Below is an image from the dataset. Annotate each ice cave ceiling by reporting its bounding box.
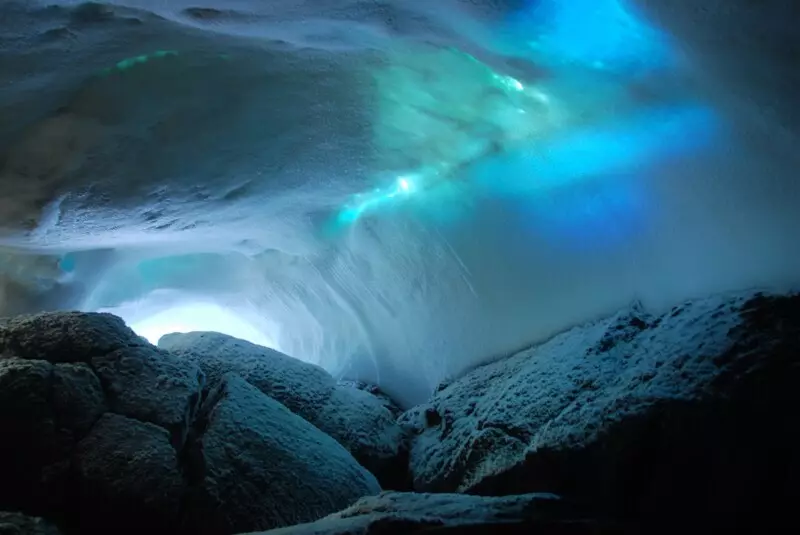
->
[1,0,799,406]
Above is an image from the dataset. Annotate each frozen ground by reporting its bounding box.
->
[1,0,799,406]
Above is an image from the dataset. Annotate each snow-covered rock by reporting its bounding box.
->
[399,290,800,532]
[73,412,186,532]
[0,511,63,535]
[0,312,380,534]
[0,311,204,448]
[241,491,599,535]
[190,373,380,533]
[159,332,407,487]
[0,311,150,363]
[338,379,404,419]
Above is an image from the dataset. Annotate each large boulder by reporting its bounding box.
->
[338,380,404,419]
[185,373,380,534]
[159,332,407,488]
[72,412,186,533]
[0,310,149,364]
[0,312,379,534]
[399,291,800,532]
[243,491,603,535]
[0,312,201,531]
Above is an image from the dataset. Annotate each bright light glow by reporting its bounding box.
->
[471,104,720,195]
[493,73,525,91]
[327,0,703,237]
[528,88,550,104]
[511,0,672,71]
[130,302,275,347]
[332,174,420,226]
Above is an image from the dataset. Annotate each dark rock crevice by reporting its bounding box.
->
[174,377,223,534]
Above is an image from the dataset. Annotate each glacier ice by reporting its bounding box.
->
[1,0,799,407]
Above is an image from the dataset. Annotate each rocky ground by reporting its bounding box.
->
[1,288,798,534]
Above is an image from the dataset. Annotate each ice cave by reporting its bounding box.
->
[0,1,798,534]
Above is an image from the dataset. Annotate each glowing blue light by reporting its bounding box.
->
[469,103,721,249]
[507,0,672,72]
[492,73,525,92]
[59,253,76,273]
[471,104,720,196]
[512,178,649,251]
[324,0,716,243]
[333,175,417,226]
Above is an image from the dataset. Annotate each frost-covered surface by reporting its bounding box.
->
[195,373,381,533]
[160,332,406,486]
[400,290,800,527]
[242,491,592,535]
[0,311,204,449]
[0,311,148,363]
[338,379,404,418]
[0,311,380,534]
[159,332,333,412]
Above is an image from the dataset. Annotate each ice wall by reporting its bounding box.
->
[1,1,799,407]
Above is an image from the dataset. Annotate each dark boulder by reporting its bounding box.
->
[185,373,380,534]
[72,413,186,533]
[0,312,379,534]
[159,332,406,488]
[399,291,800,532]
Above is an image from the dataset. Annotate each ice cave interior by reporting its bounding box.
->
[1,0,799,407]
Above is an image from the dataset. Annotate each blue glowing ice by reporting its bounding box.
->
[59,253,76,273]
[328,0,719,249]
[336,175,417,225]
[471,104,720,195]
[505,178,647,251]
[507,0,674,72]
[472,103,719,249]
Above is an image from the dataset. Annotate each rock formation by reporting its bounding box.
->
[159,332,407,488]
[0,312,379,535]
[399,290,800,532]
[1,289,798,534]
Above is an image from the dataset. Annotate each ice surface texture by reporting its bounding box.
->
[1,1,799,407]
